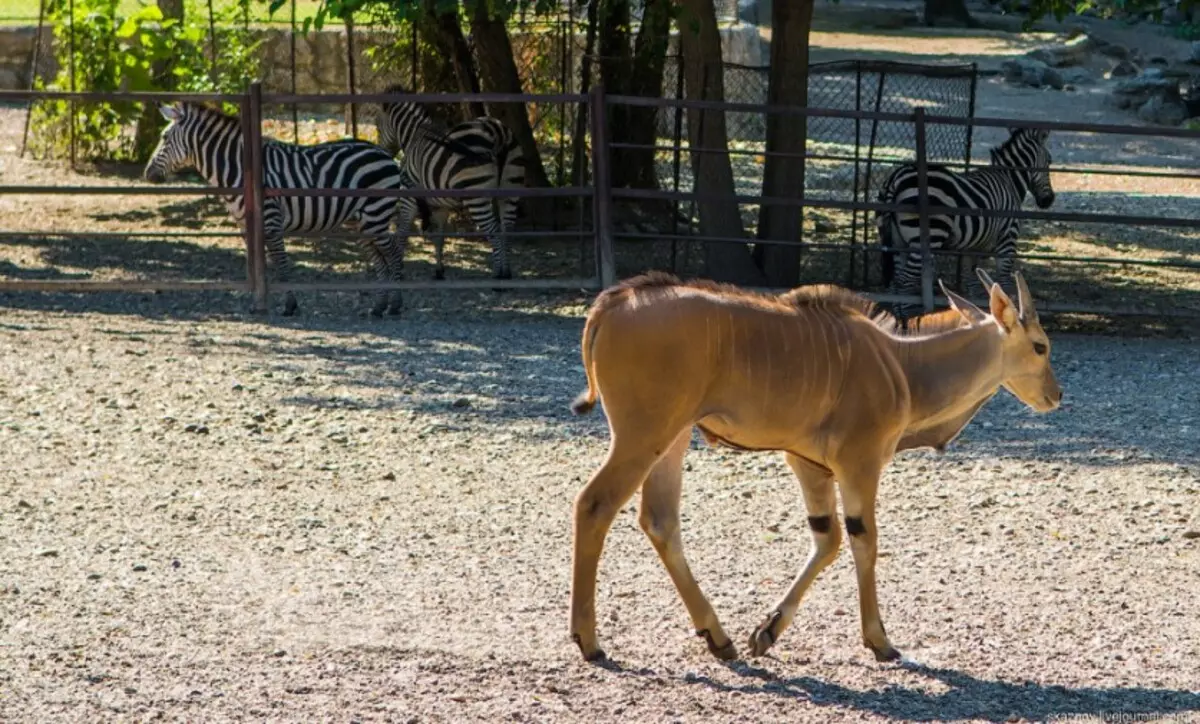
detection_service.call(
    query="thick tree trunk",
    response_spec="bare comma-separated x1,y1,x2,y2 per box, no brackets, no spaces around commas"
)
676,0,764,284
596,0,669,190
924,0,977,27
133,0,184,161
469,0,551,197
421,2,486,120
754,0,813,287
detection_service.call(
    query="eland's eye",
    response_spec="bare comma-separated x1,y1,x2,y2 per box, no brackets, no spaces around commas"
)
1032,342,1048,356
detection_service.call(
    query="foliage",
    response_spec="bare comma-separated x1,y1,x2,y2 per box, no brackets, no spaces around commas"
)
31,0,261,162
265,0,561,32
1004,0,1197,28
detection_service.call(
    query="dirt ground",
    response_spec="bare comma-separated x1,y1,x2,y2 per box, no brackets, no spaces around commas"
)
2,5,1200,723
0,292,1198,723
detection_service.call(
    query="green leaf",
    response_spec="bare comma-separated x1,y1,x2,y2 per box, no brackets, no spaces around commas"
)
115,15,140,38
269,0,289,15
131,5,163,22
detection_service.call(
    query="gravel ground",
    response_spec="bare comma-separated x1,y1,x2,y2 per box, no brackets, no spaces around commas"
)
1,292,1198,723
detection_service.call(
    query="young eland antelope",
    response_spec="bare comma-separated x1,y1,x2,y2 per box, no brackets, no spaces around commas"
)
568,268,1062,663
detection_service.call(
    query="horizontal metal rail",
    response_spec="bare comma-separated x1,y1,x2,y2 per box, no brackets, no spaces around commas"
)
0,185,242,195
0,279,247,293
272,278,601,292
614,232,1200,270
611,187,1200,228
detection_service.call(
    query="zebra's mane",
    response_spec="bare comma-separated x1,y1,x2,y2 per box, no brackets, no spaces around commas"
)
178,101,240,128
988,128,1044,167
379,83,494,162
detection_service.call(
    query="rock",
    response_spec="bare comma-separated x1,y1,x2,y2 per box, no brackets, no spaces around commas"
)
1060,67,1094,86
1108,60,1139,78
1138,94,1189,125
1141,67,1166,80
1097,43,1131,60
451,397,471,409
1110,76,1180,110
1001,58,1064,89
1191,41,1200,64
1183,530,1200,539
1148,56,1169,67
1026,34,1098,67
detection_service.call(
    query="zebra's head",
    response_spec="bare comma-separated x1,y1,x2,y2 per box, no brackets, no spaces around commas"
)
993,127,1055,210
376,83,430,157
144,103,196,183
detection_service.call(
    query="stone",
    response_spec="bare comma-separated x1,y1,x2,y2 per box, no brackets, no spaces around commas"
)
1060,67,1094,86
1026,34,1098,68
1002,58,1063,89
1097,43,1131,60
1108,60,1139,78
1191,41,1200,65
1138,94,1188,125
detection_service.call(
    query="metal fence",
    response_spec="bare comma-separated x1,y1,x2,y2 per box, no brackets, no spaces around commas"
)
1,85,1198,321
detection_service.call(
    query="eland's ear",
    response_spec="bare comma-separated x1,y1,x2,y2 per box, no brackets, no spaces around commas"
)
940,280,987,324
1014,270,1038,323
988,279,1020,333
975,267,998,292
159,103,182,122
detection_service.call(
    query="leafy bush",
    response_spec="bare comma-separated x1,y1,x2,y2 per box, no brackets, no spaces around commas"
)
31,0,261,162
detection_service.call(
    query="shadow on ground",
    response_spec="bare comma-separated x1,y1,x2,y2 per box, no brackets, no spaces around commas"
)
676,659,1200,722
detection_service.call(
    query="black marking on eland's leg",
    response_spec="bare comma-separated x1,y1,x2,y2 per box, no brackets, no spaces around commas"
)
845,516,867,537
696,629,738,661
808,515,833,534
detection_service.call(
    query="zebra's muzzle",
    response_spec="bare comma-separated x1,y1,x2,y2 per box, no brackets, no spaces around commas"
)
1035,192,1055,209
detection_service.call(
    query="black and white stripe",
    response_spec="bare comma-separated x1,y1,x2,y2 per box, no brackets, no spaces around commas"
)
144,101,417,316
376,85,524,280
876,127,1054,317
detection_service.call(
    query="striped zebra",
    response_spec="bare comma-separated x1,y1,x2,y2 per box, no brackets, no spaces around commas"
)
375,84,524,280
144,102,418,317
876,127,1054,317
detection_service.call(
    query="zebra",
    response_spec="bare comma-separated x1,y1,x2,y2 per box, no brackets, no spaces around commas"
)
875,127,1055,318
375,84,524,280
144,101,419,317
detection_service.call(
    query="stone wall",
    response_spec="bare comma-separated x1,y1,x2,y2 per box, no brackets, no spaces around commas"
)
0,24,768,94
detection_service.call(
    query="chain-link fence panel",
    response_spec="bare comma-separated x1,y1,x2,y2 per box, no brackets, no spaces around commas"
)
654,56,977,286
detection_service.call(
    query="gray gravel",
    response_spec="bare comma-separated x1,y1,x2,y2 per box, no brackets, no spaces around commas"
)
1,291,1198,723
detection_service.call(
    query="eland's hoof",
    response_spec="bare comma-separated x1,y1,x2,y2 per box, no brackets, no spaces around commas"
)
697,629,738,661
572,634,606,663
870,644,902,662
749,610,783,657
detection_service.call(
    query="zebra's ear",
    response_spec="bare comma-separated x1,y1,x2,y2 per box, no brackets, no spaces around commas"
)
159,103,182,122
940,280,987,324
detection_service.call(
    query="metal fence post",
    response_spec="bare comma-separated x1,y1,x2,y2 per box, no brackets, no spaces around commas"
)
589,83,616,289
914,106,934,313
242,82,269,313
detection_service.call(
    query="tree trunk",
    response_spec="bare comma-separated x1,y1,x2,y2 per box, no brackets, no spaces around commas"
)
924,0,977,27
676,0,764,284
133,0,184,161
421,2,486,120
469,0,551,197
754,0,813,287
596,0,669,191
622,0,670,190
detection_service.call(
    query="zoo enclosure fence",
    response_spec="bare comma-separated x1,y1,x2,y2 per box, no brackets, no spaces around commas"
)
1,84,1199,318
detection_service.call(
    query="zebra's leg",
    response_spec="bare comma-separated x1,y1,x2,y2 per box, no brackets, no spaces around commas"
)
993,230,1019,297
382,198,418,314
429,207,451,281
262,207,298,316
464,197,510,281
890,249,924,322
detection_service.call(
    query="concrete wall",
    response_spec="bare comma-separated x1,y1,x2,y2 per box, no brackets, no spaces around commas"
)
0,24,769,93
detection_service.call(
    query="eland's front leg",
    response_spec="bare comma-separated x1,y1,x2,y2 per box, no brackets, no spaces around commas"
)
837,466,900,661
749,453,842,657
639,429,736,661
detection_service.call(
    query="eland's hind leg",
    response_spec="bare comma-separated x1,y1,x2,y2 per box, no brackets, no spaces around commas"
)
836,462,900,662
571,425,688,662
749,453,841,657
639,428,736,661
